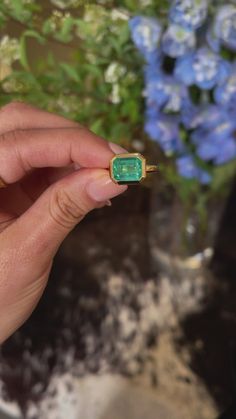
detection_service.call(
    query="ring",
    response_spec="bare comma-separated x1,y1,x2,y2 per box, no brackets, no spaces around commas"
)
110,153,158,185
0,177,7,188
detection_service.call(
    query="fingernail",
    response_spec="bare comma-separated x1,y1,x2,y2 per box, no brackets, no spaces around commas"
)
86,173,127,202
105,200,112,206
109,142,128,154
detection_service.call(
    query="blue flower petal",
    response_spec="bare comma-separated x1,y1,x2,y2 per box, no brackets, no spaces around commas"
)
214,138,236,165
206,25,221,53
174,53,195,85
198,170,212,185
175,48,230,90
144,113,183,154
197,140,220,161
162,24,196,58
192,48,224,90
129,16,162,59
213,5,236,52
169,0,208,30
144,72,187,113
214,64,236,108
190,105,226,130
180,97,199,128
176,155,211,184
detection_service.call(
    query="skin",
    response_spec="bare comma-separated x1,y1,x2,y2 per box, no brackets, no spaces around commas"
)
0,101,128,344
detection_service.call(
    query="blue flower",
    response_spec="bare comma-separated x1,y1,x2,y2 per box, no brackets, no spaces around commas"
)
197,137,236,165
129,8,236,186
144,113,183,154
206,25,220,53
198,170,212,185
144,72,187,113
175,48,231,89
190,105,236,145
190,105,231,131
214,138,236,165
145,103,159,120
143,50,162,67
176,155,211,184
174,52,195,85
129,16,162,61
214,63,236,109
169,0,208,30
213,5,236,52
180,97,199,128
144,74,170,108
161,24,196,58
143,54,163,81
187,105,236,165
204,118,235,142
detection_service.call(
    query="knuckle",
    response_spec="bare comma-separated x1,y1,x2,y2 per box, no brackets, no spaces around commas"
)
0,127,22,144
49,187,86,229
0,128,28,171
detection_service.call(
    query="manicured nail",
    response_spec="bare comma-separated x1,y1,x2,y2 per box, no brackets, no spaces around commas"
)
109,142,128,154
86,173,127,202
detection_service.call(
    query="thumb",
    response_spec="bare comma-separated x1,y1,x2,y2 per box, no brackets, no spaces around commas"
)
12,168,127,260
0,169,127,342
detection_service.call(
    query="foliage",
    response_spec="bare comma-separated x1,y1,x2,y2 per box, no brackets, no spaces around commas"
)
0,0,236,213
0,0,151,140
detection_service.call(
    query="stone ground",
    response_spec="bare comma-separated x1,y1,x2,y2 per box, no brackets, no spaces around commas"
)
1,185,235,418
0,332,217,419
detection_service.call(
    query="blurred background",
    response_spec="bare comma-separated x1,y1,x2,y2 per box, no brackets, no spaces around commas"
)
1,0,236,418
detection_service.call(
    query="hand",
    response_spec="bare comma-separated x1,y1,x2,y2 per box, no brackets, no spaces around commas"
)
0,102,127,343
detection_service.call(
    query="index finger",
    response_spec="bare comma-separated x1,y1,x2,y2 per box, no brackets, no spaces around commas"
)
0,126,119,185
0,101,79,135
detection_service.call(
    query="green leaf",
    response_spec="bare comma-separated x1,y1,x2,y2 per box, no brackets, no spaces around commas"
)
90,118,104,135
60,63,81,83
83,63,102,79
0,10,6,28
42,19,53,36
124,0,140,11
56,16,75,43
74,18,91,37
121,99,139,123
19,30,45,70
118,23,130,46
3,0,32,23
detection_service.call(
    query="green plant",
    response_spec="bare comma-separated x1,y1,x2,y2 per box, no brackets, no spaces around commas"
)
0,0,235,234
0,1,161,143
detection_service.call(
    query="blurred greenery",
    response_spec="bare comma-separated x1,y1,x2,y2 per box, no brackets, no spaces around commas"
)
0,0,235,226
0,0,152,143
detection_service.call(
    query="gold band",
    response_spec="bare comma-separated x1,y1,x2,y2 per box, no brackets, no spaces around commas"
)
0,177,7,188
146,164,158,173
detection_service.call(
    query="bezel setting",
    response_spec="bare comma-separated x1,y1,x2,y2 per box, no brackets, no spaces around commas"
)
110,153,146,185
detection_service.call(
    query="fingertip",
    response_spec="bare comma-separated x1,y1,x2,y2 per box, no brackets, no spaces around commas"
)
109,142,128,154
86,171,128,202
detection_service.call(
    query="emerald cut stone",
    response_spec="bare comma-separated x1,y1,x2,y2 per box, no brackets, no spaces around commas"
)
111,155,143,184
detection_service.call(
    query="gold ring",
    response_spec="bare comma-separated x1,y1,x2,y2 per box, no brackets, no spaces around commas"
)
0,177,7,188
110,153,158,185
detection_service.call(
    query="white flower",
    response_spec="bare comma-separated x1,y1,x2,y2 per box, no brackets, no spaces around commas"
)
110,83,121,104
104,62,126,84
111,9,129,21
0,36,20,66
50,0,80,9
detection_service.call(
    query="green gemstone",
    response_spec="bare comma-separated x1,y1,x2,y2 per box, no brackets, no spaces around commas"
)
112,156,143,183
